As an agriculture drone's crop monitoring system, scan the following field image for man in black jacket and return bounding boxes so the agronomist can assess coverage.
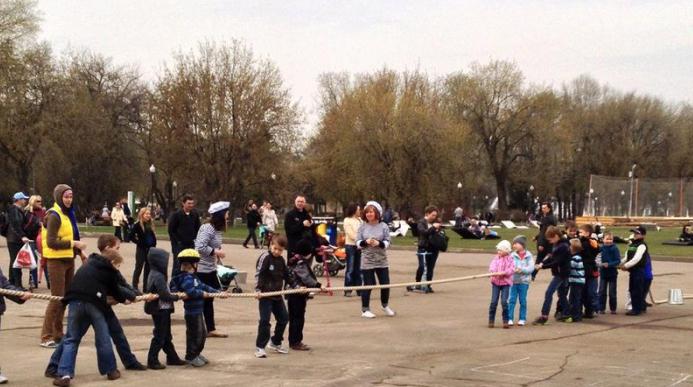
[532,202,557,281]
[5,192,29,287]
[407,206,442,293]
[284,195,312,258]
[243,203,261,249]
[168,195,201,277]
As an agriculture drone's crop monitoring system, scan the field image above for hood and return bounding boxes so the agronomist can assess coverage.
[53,184,72,210]
[147,248,169,276]
[87,253,116,272]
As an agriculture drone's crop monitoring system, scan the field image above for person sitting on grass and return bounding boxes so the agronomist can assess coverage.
[679,225,693,242]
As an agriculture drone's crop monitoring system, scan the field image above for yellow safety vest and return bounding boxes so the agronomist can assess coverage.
[41,204,75,259]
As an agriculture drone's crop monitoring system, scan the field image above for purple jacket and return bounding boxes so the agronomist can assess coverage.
[489,254,515,286]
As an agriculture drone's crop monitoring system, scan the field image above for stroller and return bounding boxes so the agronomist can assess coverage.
[312,237,346,278]
[216,264,244,293]
[258,225,274,248]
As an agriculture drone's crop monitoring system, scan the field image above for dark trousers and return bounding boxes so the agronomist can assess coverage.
[287,295,308,346]
[244,227,259,248]
[7,242,23,287]
[532,248,549,280]
[569,283,584,321]
[628,268,646,314]
[104,308,138,368]
[344,245,362,288]
[582,275,597,315]
[114,226,123,241]
[196,271,220,332]
[184,314,207,361]
[133,246,151,291]
[361,267,390,311]
[148,310,180,365]
[599,275,618,312]
[415,249,439,285]
[488,284,510,322]
[541,276,568,317]
[256,298,288,348]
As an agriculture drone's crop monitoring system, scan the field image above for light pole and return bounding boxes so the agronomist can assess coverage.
[667,191,673,217]
[628,163,637,218]
[149,164,156,208]
[588,188,594,216]
[457,182,462,204]
[620,190,625,216]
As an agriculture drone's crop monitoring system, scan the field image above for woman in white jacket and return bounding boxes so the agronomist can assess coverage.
[111,202,128,241]
[261,202,279,232]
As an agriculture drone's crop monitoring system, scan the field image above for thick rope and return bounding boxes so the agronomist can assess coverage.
[0,272,504,302]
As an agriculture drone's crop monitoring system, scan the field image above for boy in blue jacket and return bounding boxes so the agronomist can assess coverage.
[170,249,228,367]
[1,267,32,384]
[598,233,621,314]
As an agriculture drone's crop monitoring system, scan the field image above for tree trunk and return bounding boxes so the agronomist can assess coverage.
[495,174,508,212]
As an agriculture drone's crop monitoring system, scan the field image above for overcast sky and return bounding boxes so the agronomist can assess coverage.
[36,0,693,130]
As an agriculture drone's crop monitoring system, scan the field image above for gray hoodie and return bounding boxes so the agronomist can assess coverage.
[145,248,179,315]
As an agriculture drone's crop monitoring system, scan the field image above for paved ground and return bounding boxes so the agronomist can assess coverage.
[1,238,693,386]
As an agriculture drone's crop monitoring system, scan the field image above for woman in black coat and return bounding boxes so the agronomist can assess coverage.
[130,208,157,291]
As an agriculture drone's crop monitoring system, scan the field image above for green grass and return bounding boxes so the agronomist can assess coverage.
[79,225,690,258]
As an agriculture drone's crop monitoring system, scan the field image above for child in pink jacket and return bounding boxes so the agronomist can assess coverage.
[488,240,515,328]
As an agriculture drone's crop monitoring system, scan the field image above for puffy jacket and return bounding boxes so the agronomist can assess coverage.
[145,248,179,315]
[170,271,218,316]
[416,218,437,250]
[489,254,515,286]
[541,239,572,279]
[511,250,535,284]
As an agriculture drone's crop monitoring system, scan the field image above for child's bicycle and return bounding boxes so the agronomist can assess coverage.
[258,225,274,248]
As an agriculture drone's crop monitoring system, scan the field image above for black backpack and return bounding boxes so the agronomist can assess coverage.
[428,228,449,252]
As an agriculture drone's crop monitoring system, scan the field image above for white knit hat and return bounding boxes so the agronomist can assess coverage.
[496,240,512,254]
[208,201,230,214]
[365,200,382,215]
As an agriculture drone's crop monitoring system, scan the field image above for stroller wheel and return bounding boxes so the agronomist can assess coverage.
[313,264,324,277]
[231,287,243,294]
[329,270,338,277]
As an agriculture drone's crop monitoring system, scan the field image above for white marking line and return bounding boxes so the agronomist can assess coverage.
[671,374,692,386]
[470,357,535,379]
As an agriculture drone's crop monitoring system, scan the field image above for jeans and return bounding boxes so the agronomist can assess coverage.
[104,308,138,368]
[42,259,75,342]
[489,284,510,322]
[132,246,151,291]
[599,275,618,312]
[287,295,307,346]
[115,226,123,241]
[184,314,207,361]
[361,267,390,311]
[7,242,23,287]
[256,298,288,348]
[629,268,646,314]
[541,276,568,317]
[47,301,117,378]
[508,283,529,321]
[415,248,439,288]
[569,283,584,320]
[582,274,598,315]
[344,245,362,288]
[148,310,181,365]
[244,227,259,248]
[196,271,220,333]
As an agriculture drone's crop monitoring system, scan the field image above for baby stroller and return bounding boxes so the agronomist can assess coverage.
[312,239,346,278]
[258,225,274,248]
[216,264,244,293]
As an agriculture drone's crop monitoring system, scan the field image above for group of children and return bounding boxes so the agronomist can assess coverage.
[488,224,653,328]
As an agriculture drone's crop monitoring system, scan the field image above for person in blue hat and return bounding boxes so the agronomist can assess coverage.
[5,192,30,287]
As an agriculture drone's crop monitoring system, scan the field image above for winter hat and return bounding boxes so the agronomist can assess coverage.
[365,200,382,216]
[496,240,512,254]
[512,235,528,248]
[208,201,230,214]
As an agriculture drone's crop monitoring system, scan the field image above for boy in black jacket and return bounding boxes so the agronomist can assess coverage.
[144,248,186,369]
[254,235,291,358]
[0,267,31,384]
[578,225,600,318]
[533,226,571,325]
[47,250,127,387]
[287,239,322,351]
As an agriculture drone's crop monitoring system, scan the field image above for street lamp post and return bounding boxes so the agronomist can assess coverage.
[457,182,462,204]
[588,188,594,216]
[667,191,673,217]
[149,164,156,208]
[628,163,637,218]
[620,190,626,216]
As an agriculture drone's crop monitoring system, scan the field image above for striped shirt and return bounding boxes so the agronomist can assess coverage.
[356,222,391,270]
[569,254,585,284]
[195,223,223,273]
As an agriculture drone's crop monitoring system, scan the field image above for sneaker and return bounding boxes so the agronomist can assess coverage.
[147,363,166,370]
[488,321,494,328]
[107,369,121,380]
[0,373,7,385]
[610,310,617,315]
[198,354,209,364]
[625,311,641,316]
[166,358,187,366]
[518,320,526,326]
[40,340,57,349]
[255,348,267,358]
[45,367,58,379]
[533,316,548,326]
[290,343,311,351]
[53,376,71,387]
[382,306,396,317]
[268,342,289,354]
[361,310,376,319]
[502,322,510,329]
[344,291,353,297]
[508,320,514,326]
[598,310,606,315]
[554,312,565,321]
[424,287,435,294]
[125,362,147,371]
[563,317,573,323]
[583,313,595,319]
[207,331,228,338]
[188,357,206,367]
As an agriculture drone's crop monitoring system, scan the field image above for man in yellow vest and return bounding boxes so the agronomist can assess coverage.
[40,184,87,349]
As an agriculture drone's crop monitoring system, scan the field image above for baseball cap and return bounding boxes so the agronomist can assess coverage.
[12,192,29,201]
[630,225,647,236]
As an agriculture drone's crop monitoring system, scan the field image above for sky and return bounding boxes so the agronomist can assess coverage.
[36,0,693,131]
